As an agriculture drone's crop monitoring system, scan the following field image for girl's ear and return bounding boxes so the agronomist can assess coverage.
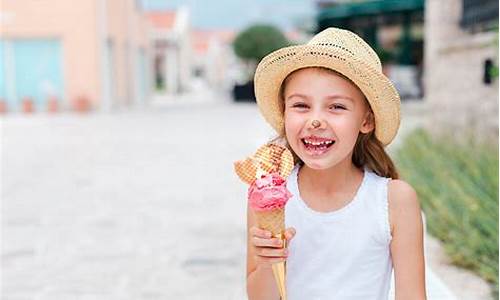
[360,111,375,134]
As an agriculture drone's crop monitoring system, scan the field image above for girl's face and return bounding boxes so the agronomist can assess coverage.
[283,68,374,170]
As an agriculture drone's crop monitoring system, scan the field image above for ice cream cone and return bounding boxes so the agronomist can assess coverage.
[255,209,287,300]
[254,209,284,235]
[272,259,287,299]
[234,143,294,300]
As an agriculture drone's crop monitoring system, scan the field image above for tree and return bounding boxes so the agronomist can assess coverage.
[233,24,290,81]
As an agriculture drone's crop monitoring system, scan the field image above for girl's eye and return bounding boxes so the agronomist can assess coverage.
[291,103,346,110]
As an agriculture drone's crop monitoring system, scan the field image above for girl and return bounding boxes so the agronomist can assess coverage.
[246,28,426,299]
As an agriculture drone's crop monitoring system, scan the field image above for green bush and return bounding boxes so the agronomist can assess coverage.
[395,128,499,299]
[491,26,499,80]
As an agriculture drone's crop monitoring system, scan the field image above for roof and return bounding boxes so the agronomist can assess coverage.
[146,11,177,30]
[191,30,236,54]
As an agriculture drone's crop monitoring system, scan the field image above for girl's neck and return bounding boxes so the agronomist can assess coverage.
[299,159,364,197]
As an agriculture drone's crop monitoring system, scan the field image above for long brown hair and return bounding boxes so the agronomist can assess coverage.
[269,67,400,179]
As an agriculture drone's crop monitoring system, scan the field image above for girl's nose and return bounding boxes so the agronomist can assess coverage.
[309,119,324,129]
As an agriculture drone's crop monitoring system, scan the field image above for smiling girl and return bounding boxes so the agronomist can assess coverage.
[246,28,427,300]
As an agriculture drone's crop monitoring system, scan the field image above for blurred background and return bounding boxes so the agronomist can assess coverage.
[0,0,498,299]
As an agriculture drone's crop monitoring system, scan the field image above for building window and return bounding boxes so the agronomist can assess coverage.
[460,0,499,31]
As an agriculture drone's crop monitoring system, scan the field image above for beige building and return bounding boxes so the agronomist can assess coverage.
[424,0,498,142]
[191,29,236,92]
[147,7,192,95]
[0,0,152,112]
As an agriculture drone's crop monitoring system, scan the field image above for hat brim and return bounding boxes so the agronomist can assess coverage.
[254,45,401,146]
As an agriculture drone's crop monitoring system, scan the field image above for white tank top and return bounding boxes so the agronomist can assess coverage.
[285,163,393,300]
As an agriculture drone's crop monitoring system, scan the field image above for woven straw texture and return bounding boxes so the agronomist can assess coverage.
[254,27,401,146]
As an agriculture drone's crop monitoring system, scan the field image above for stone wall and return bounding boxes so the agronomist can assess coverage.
[424,0,498,144]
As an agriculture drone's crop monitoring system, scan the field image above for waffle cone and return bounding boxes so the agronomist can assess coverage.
[272,262,287,299]
[233,143,294,185]
[234,157,257,185]
[255,208,287,300]
[254,209,285,237]
[254,144,294,179]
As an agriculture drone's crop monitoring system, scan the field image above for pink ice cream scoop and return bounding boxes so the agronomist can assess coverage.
[248,172,293,212]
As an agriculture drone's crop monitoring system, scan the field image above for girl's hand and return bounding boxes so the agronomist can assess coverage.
[249,226,296,268]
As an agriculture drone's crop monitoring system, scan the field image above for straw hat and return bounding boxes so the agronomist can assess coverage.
[254,27,401,146]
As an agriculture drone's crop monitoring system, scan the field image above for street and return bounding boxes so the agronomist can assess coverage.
[2,100,264,299]
[1,98,488,299]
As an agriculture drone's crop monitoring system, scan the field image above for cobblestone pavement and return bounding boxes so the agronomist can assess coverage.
[1,97,491,299]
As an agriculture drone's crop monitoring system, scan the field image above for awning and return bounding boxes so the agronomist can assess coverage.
[318,0,424,21]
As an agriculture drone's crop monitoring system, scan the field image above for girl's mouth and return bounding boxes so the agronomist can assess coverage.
[301,138,335,156]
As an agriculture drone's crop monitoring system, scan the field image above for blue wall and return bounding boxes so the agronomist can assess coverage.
[0,39,63,111]
[0,40,5,101]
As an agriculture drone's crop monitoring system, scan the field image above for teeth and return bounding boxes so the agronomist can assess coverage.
[303,139,334,146]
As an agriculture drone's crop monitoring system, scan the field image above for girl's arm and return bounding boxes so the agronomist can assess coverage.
[246,203,294,300]
[388,179,427,300]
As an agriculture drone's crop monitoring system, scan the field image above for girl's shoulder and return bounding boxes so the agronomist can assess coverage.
[386,179,422,236]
